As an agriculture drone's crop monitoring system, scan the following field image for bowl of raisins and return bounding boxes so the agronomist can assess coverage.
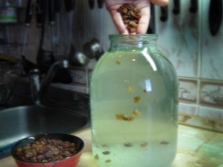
[11,133,84,167]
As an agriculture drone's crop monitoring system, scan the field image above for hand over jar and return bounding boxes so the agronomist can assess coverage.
[104,0,168,34]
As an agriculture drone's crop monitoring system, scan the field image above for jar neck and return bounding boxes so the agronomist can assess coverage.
[109,34,158,51]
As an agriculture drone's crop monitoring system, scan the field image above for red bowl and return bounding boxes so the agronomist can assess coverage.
[11,133,84,167]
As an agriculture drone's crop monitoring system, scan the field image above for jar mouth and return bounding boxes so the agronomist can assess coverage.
[109,34,158,43]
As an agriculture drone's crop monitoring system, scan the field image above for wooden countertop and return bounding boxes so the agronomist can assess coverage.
[1,125,223,167]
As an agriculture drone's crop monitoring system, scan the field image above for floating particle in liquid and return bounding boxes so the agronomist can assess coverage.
[124,143,133,147]
[116,114,127,121]
[94,154,99,160]
[116,60,121,64]
[116,114,125,120]
[102,151,110,155]
[105,159,111,163]
[102,144,108,147]
[140,142,148,147]
[160,141,169,145]
[128,116,134,121]
[133,110,141,116]
[122,115,129,121]
[116,114,134,121]
[134,96,141,103]
[126,86,134,93]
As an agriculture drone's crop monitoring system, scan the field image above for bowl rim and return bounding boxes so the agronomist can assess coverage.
[11,133,84,164]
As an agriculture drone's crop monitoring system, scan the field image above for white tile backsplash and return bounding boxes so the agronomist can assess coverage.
[154,0,223,132]
[155,0,199,78]
[200,0,223,80]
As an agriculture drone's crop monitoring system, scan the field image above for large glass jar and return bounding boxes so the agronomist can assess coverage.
[90,34,179,167]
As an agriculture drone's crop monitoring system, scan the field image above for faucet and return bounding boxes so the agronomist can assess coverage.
[29,60,69,104]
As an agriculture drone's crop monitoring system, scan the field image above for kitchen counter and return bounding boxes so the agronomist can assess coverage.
[1,125,223,167]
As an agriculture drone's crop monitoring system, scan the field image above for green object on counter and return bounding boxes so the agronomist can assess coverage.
[90,34,179,167]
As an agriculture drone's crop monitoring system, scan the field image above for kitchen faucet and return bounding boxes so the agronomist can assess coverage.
[29,60,69,104]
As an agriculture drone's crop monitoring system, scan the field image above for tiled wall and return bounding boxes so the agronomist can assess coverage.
[155,0,223,133]
[1,0,223,133]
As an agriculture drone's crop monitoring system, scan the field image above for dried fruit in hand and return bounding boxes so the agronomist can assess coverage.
[117,3,141,33]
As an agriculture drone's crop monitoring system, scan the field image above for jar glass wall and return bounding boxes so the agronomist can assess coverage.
[90,34,179,167]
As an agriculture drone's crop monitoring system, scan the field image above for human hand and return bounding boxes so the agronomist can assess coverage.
[104,0,168,34]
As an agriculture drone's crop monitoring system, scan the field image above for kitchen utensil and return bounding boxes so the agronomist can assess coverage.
[97,0,103,8]
[147,3,155,33]
[208,0,222,36]
[24,0,32,27]
[83,37,100,59]
[89,0,95,9]
[48,0,56,51]
[44,0,72,84]
[52,0,62,56]
[21,0,38,74]
[55,0,62,13]
[48,0,56,26]
[64,0,89,66]
[95,47,104,61]
[95,4,104,61]
[160,6,168,22]
[48,0,56,59]
[54,0,61,28]
[11,133,84,167]
[83,37,104,60]
[69,51,89,66]
[64,0,76,12]
[172,0,180,15]
[36,0,45,27]
[37,24,56,74]
[189,0,198,14]
[36,0,56,74]
[65,0,75,58]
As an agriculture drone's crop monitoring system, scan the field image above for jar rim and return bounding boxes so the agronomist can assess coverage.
[109,34,158,42]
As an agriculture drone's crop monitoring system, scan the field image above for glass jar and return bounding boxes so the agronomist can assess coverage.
[90,34,179,167]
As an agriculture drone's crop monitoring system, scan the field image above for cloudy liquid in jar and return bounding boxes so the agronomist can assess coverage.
[90,49,178,167]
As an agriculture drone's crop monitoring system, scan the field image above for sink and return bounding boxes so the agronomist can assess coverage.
[0,105,89,158]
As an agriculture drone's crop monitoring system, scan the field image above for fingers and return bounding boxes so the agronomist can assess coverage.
[109,2,150,34]
[137,5,150,34]
[109,10,129,34]
[149,0,168,6]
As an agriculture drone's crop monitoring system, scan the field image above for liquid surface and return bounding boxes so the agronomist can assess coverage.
[90,50,178,167]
